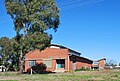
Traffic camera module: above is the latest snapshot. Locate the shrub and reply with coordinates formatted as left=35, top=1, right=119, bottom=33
left=27, top=63, right=52, bottom=74
left=75, top=66, right=90, bottom=71
left=31, top=63, right=47, bottom=73
left=86, top=67, right=90, bottom=71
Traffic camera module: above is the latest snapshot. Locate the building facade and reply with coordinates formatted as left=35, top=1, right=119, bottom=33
left=25, top=44, right=93, bottom=72
left=92, top=58, right=106, bottom=70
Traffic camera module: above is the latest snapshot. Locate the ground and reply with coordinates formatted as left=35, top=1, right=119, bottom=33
left=0, top=70, right=120, bottom=81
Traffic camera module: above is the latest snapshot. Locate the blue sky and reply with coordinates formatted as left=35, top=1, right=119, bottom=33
left=0, top=0, right=120, bottom=63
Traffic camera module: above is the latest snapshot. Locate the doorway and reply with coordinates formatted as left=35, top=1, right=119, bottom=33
left=56, top=59, right=65, bottom=69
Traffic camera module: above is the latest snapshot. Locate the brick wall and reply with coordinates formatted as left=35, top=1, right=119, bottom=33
left=25, top=48, right=68, bottom=72
left=25, top=47, right=93, bottom=72
left=69, top=56, right=93, bottom=70
left=76, top=56, right=92, bottom=69
left=99, top=59, right=106, bottom=69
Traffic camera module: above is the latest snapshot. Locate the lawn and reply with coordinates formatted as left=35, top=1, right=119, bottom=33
left=0, top=70, right=120, bottom=81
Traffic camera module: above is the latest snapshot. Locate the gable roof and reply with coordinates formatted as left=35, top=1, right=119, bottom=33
left=93, top=58, right=106, bottom=62
left=97, top=58, right=106, bottom=61
left=79, top=56, right=93, bottom=62
left=50, top=44, right=81, bottom=55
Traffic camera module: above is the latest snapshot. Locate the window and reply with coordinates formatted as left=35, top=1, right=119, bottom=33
left=56, top=59, right=65, bottom=68
left=29, top=60, right=36, bottom=67
left=93, top=61, right=99, bottom=65
left=43, top=60, right=52, bottom=67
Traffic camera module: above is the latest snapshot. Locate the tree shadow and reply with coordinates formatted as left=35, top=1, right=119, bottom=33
left=27, top=63, right=53, bottom=74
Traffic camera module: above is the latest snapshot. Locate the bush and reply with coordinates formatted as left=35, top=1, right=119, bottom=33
left=75, top=66, right=90, bottom=71
left=27, top=63, right=52, bottom=74
left=31, top=63, right=47, bottom=73
left=86, top=67, right=90, bottom=71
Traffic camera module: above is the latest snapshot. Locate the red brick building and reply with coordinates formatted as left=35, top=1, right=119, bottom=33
left=25, top=44, right=93, bottom=72
left=92, top=58, right=106, bottom=70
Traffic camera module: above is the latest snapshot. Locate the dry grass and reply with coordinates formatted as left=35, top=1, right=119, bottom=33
left=0, top=70, right=120, bottom=81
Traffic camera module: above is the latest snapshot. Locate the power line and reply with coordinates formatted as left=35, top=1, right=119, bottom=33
left=59, top=0, right=105, bottom=11
left=57, top=0, right=82, bottom=5
left=58, top=0, right=104, bottom=7
left=57, top=0, right=101, bottom=8
left=0, top=0, right=105, bottom=22
left=57, top=0, right=86, bottom=7
left=0, top=0, right=103, bottom=15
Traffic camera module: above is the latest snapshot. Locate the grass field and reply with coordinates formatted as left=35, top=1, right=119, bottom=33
left=0, top=70, right=120, bottom=81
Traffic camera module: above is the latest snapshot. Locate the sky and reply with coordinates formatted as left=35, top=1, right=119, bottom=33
left=0, top=0, right=120, bottom=63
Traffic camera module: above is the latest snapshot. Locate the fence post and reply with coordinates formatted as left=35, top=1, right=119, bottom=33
left=31, top=68, right=32, bottom=75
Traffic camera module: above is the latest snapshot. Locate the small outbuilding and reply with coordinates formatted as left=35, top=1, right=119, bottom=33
left=92, top=58, right=106, bottom=70
left=0, top=65, right=6, bottom=72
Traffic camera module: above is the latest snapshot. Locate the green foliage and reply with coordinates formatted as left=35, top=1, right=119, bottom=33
left=5, top=0, right=60, bottom=53
left=5, top=0, right=60, bottom=73
left=86, top=67, right=90, bottom=71
left=0, top=37, right=20, bottom=71
left=75, top=66, right=90, bottom=71
left=13, top=64, right=20, bottom=71
left=27, top=63, right=50, bottom=74
left=75, top=67, right=85, bottom=71
left=0, top=37, right=12, bottom=66
left=0, top=37, right=12, bottom=57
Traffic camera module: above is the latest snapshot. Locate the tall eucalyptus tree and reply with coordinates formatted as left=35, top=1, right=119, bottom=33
left=5, top=0, right=60, bottom=73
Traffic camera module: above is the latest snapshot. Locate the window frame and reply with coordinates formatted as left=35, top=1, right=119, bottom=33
left=56, top=59, right=65, bottom=69
left=43, top=60, right=52, bottom=68
left=28, top=60, right=36, bottom=67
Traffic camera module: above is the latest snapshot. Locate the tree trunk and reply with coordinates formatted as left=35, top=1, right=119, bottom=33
left=17, top=53, right=20, bottom=71
left=19, top=26, right=26, bottom=74
left=19, top=51, right=24, bottom=74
